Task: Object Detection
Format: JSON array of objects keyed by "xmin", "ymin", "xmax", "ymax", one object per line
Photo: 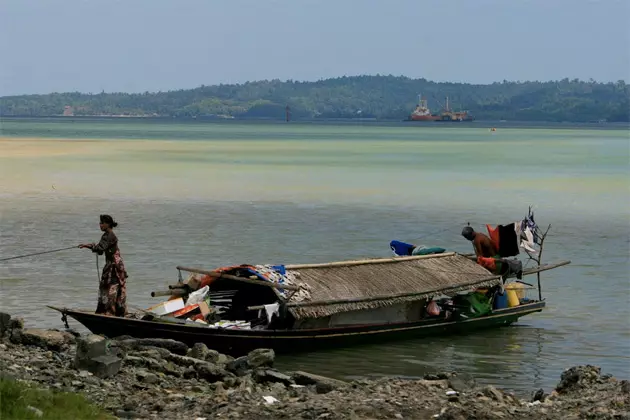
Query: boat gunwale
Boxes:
[{"xmin": 49, "ymin": 301, "xmax": 545, "ymax": 339}]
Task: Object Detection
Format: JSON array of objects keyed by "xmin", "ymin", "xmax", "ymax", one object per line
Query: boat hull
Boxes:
[{"xmin": 51, "ymin": 302, "xmax": 545, "ymax": 356}]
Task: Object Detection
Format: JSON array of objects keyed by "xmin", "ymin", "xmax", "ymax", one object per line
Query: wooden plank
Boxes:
[
  {"xmin": 461, "ymin": 256, "xmax": 571, "ymax": 277},
  {"xmin": 522, "ymin": 260, "xmax": 571, "ymax": 276},
  {"xmin": 285, "ymin": 252, "xmax": 456, "ymax": 270},
  {"xmin": 176, "ymin": 266, "xmax": 300, "ymax": 291}
]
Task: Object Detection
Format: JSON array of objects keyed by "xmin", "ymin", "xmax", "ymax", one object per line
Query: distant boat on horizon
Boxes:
[{"xmin": 405, "ymin": 94, "xmax": 474, "ymax": 122}]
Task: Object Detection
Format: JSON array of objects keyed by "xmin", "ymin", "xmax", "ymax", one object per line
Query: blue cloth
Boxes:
[
  {"xmin": 271, "ymin": 265, "xmax": 286, "ymax": 275},
  {"xmin": 390, "ymin": 240, "xmax": 416, "ymax": 256}
]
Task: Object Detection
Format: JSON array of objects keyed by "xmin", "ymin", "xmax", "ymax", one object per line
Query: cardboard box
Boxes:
[{"xmin": 146, "ymin": 297, "xmax": 185, "ymax": 316}]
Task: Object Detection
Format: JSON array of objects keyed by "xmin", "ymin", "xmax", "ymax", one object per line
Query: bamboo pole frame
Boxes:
[{"xmin": 176, "ymin": 266, "xmax": 300, "ymax": 291}]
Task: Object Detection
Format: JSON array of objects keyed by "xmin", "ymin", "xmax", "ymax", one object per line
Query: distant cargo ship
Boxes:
[{"xmin": 406, "ymin": 94, "xmax": 474, "ymax": 122}]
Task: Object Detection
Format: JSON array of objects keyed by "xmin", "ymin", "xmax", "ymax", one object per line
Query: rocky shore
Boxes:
[{"xmin": 1, "ymin": 312, "xmax": 628, "ymax": 420}]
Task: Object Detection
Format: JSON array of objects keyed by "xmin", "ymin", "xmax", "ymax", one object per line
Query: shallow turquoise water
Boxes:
[{"xmin": 1, "ymin": 119, "xmax": 628, "ymax": 395}]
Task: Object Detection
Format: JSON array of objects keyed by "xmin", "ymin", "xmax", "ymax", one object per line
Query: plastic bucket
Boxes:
[{"xmin": 493, "ymin": 291, "xmax": 508, "ymax": 309}]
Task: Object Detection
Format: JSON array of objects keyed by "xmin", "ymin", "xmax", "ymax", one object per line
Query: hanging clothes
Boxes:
[
  {"xmin": 497, "ymin": 223, "xmax": 520, "ymax": 257},
  {"xmin": 520, "ymin": 226, "xmax": 538, "ymax": 254},
  {"xmin": 523, "ymin": 213, "xmax": 540, "ymax": 244},
  {"xmin": 485, "ymin": 224, "xmax": 500, "ymax": 249},
  {"xmin": 500, "ymin": 258, "xmax": 523, "ymax": 280}
]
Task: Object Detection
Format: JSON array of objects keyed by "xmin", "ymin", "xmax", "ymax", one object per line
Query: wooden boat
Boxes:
[{"xmin": 49, "ymin": 251, "xmax": 570, "ymax": 357}]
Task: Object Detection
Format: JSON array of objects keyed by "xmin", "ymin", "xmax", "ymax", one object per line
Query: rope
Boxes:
[
  {"xmin": 96, "ymin": 254, "xmax": 101, "ymax": 282},
  {"xmin": 0, "ymin": 246, "xmax": 78, "ymax": 262},
  {"xmin": 407, "ymin": 225, "xmax": 456, "ymax": 243}
]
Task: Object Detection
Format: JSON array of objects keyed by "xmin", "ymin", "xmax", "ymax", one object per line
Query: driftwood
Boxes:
[
  {"xmin": 176, "ymin": 266, "xmax": 300, "ymax": 291},
  {"xmin": 285, "ymin": 252, "xmax": 455, "ymax": 270}
]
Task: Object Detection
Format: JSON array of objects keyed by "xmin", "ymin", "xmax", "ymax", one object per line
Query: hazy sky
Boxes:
[{"xmin": 1, "ymin": 0, "xmax": 628, "ymax": 96}]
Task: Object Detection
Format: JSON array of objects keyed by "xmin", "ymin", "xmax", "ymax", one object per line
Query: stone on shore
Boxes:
[
  {"xmin": 292, "ymin": 371, "xmax": 349, "ymax": 394},
  {"xmin": 0, "ymin": 312, "xmax": 11, "ymax": 337},
  {"xmin": 116, "ymin": 338, "xmax": 189, "ymax": 355},
  {"xmin": 556, "ymin": 365, "xmax": 602, "ymax": 393},
  {"xmin": 253, "ymin": 368, "xmax": 294, "ymax": 386},
  {"xmin": 8, "ymin": 317, "xmax": 24, "ymax": 344},
  {"xmin": 75, "ymin": 334, "xmax": 122, "ymax": 378},
  {"xmin": 1, "ymin": 312, "xmax": 628, "ymax": 420},
  {"xmin": 247, "ymin": 348, "xmax": 275, "ymax": 369},
  {"xmin": 448, "ymin": 372, "xmax": 477, "ymax": 392},
  {"xmin": 187, "ymin": 342, "xmax": 223, "ymax": 364},
  {"xmin": 20, "ymin": 329, "xmax": 75, "ymax": 351}
]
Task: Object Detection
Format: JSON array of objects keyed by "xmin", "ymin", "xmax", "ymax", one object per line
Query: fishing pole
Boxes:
[
  {"xmin": 0, "ymin": 246, "xmax": 79, "ymax": 262},
  {"xmin": 407, "ymin": 225, "xmax": 456, "ymax": 242}
]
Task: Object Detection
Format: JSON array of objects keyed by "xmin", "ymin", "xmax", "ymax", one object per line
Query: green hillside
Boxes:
[{"xmin": 1, "ymin": 75, "xmax": 628, "ymax": 122}]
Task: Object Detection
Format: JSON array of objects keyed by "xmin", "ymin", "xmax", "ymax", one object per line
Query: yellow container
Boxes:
[{"xmin": 505, "ymin": 283, "xmax": 525, "ymax": 307}]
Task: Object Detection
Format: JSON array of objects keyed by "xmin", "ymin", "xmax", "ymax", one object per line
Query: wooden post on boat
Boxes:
[{"xmin": 534, "ymin": 223, "xmax": 552, "ymax": 301}]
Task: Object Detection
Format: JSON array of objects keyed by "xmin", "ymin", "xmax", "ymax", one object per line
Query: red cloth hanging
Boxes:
[{"xmin": 486, "ymin": 224, "xmax": 500, "ymax": 249}]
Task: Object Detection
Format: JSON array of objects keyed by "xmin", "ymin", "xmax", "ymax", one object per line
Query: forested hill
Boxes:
[{"xmin": 1, "ymin": 75, "xmax": 628, "ymax": 122}]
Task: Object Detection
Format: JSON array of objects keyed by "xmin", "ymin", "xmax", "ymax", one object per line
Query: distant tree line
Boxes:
[{"xmin": 1, "ymin": 75, "xmax": 628, "ymax": 122}]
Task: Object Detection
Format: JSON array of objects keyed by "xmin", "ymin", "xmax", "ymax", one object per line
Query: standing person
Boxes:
[{"xmin": 79, "ymin": 214, "xmax": 128, "ymax": 317}]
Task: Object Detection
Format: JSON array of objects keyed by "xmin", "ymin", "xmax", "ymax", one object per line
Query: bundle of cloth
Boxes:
[{"xmin": 389, "ymin": 240, "xmax": 446, "ymax": 257}]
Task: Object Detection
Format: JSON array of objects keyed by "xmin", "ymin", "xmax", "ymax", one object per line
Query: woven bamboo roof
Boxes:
[{"xmin": 284, "ymin": 252, "xmax": 500, "ymax": 319}]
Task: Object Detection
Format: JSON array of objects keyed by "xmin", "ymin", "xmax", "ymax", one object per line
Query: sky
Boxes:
[{"xmin": 0, "ymin": 0, "xmax": 629, "ymax": 96}]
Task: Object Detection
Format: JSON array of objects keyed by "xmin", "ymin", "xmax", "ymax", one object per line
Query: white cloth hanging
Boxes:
[
  {"xmin": 514, "ymin": 222, "xmax": 538, "ymax": 254},
  {"xmin": 263, "ymin": 303, "xmax": 280, "ymax": 323}
]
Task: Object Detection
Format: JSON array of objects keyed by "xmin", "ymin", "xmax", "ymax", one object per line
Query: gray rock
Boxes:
[
  {"xmin": 76, "ymin": 335, "xmax": 109, "ymax": 358},
  {"xmin": 123, "ymin": 355, "xmax": 147, "ymax": 367},
  {"xmin": 9, "ymin": 317, "xmax": 24, "ymax": 344},
  {"xmin": 216, "ymin": 353, "xmax": 232, "ymax": 366},
  {"xmin": 137, "ymin": 345, "xmax": 172, "ymax": 359},
  {"xmin": 532, "ymin": 388, "xmax": 547, "ymax": 402},
  {"xmin": 448, "ymin": 373, "xmax": 476, "ymax": 392},
  {"xmin": 247, "ymin": 348, "xmax": 275, "ymax": 369},
  {"xmin": 166, "ymin": 353, "xmax": 211, "ymax": 368},
  {"xmin": 137, "ymin": 370, "xmax": 159, "ymax": 385},
  {"xmin": 187, "ymin": 342, "xmax": 218, "ymax": 362},
  {"xmin": 74, "ymin": 335, "xmax": 122, "ymax": 378},
  {"xmin": 8, "ymin": 317, "xmax": 24, "ymax": 331},
  {"xmin": 197, "ymin": 363, "xmax": 231, "ymax": 383},
  {"xmin": 64, "ymin": 328, "xmax": 81, "ymax": 337},
  {"xmin": 117, "ymin": 338, "xmax": 189, "ymax": 355},
  {"xmin": 253, "ymin": 369, "xmax": 294, "ymax": 386},
  {"xmin": 620, "ymin": 380, "xmax": 630, "ymax": 394},
  {"xmin": 20, "ymin": 329, "xmax": 74, "ymax": 351},
  {"xmin": 556, "ymin": 365, "xmax": 601, "ymax": 393},
  {"xmin": 75, "ymin": 335, "xmax": 110, "ymax": 371},
  {"xmin": 183, "ymin": 367, "xmax": 197, "ymax": 379},
  {"xmin": 134, "ymin": 349, "xmax": 166, "ymax": 361},
  {"xmin": 30, "ymin": 360, "xmax": 49, "ymax": 369},
  {"xmin": 292, "ymin": 371, "xmax": 348, "ymax": 394},
  {"xmin": 83, "ymin": 355, "xmax": 122, "ymax": 378},
  {"xmin": 0, "ymin": 312, "xmax": 10, "ymax": 337},
  {"xmin": 226, "ymin": 356, "xmax": 251, "ymax": 377},
  {"xmin": 481, "ymin": 385, "xmax": 504, "ymax": 402}
]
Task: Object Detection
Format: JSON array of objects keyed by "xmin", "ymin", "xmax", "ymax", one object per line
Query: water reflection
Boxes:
[{"xmin": 276, "ymin": 324, "xmax": 549, "ymax": 394}]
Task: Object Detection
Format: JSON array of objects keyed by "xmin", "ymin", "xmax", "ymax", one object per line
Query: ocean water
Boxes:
[{"xmin": 1, "ymin": 118, "xmax": 628, "ymax": 395}]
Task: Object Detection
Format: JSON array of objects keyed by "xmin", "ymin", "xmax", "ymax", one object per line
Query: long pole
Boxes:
[
  {"xmin": 175, "ymin": 266, "xmax": 300, "ymax": 291},
  {"xmin": 0, "ymin": 246, "xmax": 78, "ymax": 262}
]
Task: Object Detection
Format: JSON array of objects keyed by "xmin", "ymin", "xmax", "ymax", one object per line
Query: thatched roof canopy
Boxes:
[{"xmin": 284, "ymin": 252, "xmax": 500, "ymax": 319}]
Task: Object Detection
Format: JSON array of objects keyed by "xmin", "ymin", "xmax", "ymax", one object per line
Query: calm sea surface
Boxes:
[{"xmin": 1, "ymin": 118, "xmax": 628, "ymax": 395}]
